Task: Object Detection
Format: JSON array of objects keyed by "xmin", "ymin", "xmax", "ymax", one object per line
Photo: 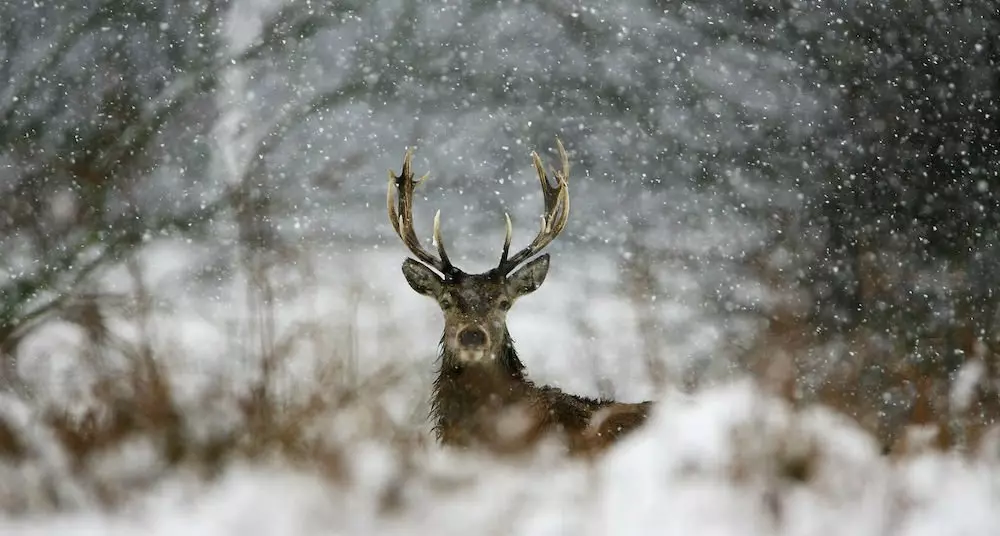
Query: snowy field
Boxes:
[
  {"xmin": 2, "ymin": 244, "xmax": 999, "ymax": 536},
  {"xmin": 3, "ymin": 0, "xmax": 997, "ymax": 533},
  {"xmin": 2, "ymin": 381, "xmax": 998, "ymax": 536}
]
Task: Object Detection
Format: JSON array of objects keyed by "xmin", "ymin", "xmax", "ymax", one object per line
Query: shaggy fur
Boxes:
[{"xmin": 430, "ymin": 331, "xmax": 652, "ymax": 455}]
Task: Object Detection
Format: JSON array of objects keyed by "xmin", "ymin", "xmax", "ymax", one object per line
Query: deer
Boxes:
[{"xmin": 387, "ymin": 139, "xmax": 653, "ymax": 456}]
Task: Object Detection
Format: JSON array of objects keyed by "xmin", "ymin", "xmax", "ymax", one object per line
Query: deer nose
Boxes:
[{"xmin": 458, "ymin": 327, "xmax": 487, "ymax": 347}]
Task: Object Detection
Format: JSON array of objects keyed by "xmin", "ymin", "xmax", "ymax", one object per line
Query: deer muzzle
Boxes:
[{"xmin": 456, "ymin": 325, "xmax": 490, "ymax": 362}]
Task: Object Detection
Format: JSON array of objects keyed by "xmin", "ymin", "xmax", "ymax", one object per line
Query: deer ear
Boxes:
[
  {"xmin": 507, "ymin": 254, "xmax": 550, "ymax": 298},
  {"xmin": 402, "ymin": 258, "xmax": 443, "ymax": 297}
]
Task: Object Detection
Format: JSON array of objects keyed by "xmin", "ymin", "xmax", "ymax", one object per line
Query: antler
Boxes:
[
  {"xmin": 387, "ymin": 148, "xmax": 455, "ymax": 275},
  {"xmin": 497, "ymin": 138, "xmax": 571, "ymax": 274}
]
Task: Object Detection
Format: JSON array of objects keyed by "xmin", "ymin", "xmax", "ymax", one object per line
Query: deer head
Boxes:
[{"xmin": 388, "ymin": 140, "xmax": 570, "ymax": 367}]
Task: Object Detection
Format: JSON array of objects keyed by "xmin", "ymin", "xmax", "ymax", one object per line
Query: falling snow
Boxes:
[{"xmin": 1, "ymin": 0, "xmax": 999, "ymax": 534}]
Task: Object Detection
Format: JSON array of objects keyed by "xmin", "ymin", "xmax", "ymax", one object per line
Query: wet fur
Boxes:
[{"xmin": 430, "ymin": 330, "xmax": 652, "ymax": 455}]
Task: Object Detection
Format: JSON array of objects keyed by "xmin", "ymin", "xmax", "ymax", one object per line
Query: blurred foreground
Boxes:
[
  {"xmin": 1, "ymin": 246, "xmax": 999, "ymax": 535},
  {"xmin": 2, "ymin": 2, "xmax": 999, "ymax": 532}
]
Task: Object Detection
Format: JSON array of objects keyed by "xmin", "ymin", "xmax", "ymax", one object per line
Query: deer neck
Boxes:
[{"xmin": 430, "ymin": 329, "xmax": 532, "ymax": 442}]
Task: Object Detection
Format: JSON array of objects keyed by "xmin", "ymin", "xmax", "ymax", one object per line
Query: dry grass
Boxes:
[
  {"xmin": 731, "ymin": 239, "xmax": 1000, "ymax": 457},
  {"xmin": 0, "ymin": 314, "xmax": 428, "ymax": 514},
  {"xmin": 0, "ymin": 244, "xmax": 432, "ymax": 515},
  {"xmin": 3, "ymin": 226, "xmax": 1000, "ymax": 518}
]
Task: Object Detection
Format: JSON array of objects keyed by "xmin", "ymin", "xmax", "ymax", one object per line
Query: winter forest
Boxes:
[{"xmin": 2, "ymin": 0, "xmax": 1000, "ymax": 534}]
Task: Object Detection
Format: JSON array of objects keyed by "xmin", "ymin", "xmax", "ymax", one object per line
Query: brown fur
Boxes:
[{"xmin": 429, "ymin": 328, "xmax": 652, "ymax": 457}]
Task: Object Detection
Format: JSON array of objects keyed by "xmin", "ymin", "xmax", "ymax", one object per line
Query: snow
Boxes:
[
  {"xmin": 3, "ymin": 0, "xmax": 999, "ymax": 533},
  {"xmin": 2, "ymin": 377, "xmax": 999, "ymax": 535},
  {"xmin": 3, "ymin": 245, "xmax": 1000, "ymax": 534}
]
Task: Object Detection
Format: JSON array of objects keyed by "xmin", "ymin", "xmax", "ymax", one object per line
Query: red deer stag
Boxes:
[{"xmin": 387, "ymin": 139, "xmax": 652, "ymax": 456}]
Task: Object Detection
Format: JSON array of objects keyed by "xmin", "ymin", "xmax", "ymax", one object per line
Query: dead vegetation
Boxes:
[
  {"xmin": 0, "ymin": 310, "xmax": 421, "ymax": 514},
  {"xmin": 1, "ymin": 209, "xmax": 999, "ymax": 517},
  {"xmin": 2, "ymin": 234, "xmax": 999, "ymax": 518},
  {"xmin": 730, "ymin": 232, "xmax": 1000, "ymax": 458},
  {"xmin": 0, "ymin": 245, "xmax": 432, "ymax": 515}
]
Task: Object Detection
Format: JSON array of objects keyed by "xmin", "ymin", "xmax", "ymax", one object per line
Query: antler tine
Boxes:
[
  {"xmin": 499, "ymin": 212, "xmax": 513, "ymax": 265},
  {"xmin": 388, "ymin": 148, "xmax": 454, "ymax": 275},
  {"xmin": 497, "ymin": 139, "xmax": 571, "ymax": 274},
  {"xmin": 432, "ymin": 209, "xmax": 453, "ymax": 268}
]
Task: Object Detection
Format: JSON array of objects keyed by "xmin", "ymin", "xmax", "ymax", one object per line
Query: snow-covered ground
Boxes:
[
  {"xmin": 2, "ymin": 380, "xmax": 998, "ymax": 536},
  {"xmin": 3, "ymin": 244, "xmax": 999, "ymax": 535}
]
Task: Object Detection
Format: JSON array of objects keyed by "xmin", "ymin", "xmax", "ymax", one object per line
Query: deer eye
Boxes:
[
  {"xmin": 498, "ymin": 298, "xmax": 512, "ymax": 311},
  {"xmin": 439, "ymin": 295, "xmax": 456, "ymax": 309}
]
